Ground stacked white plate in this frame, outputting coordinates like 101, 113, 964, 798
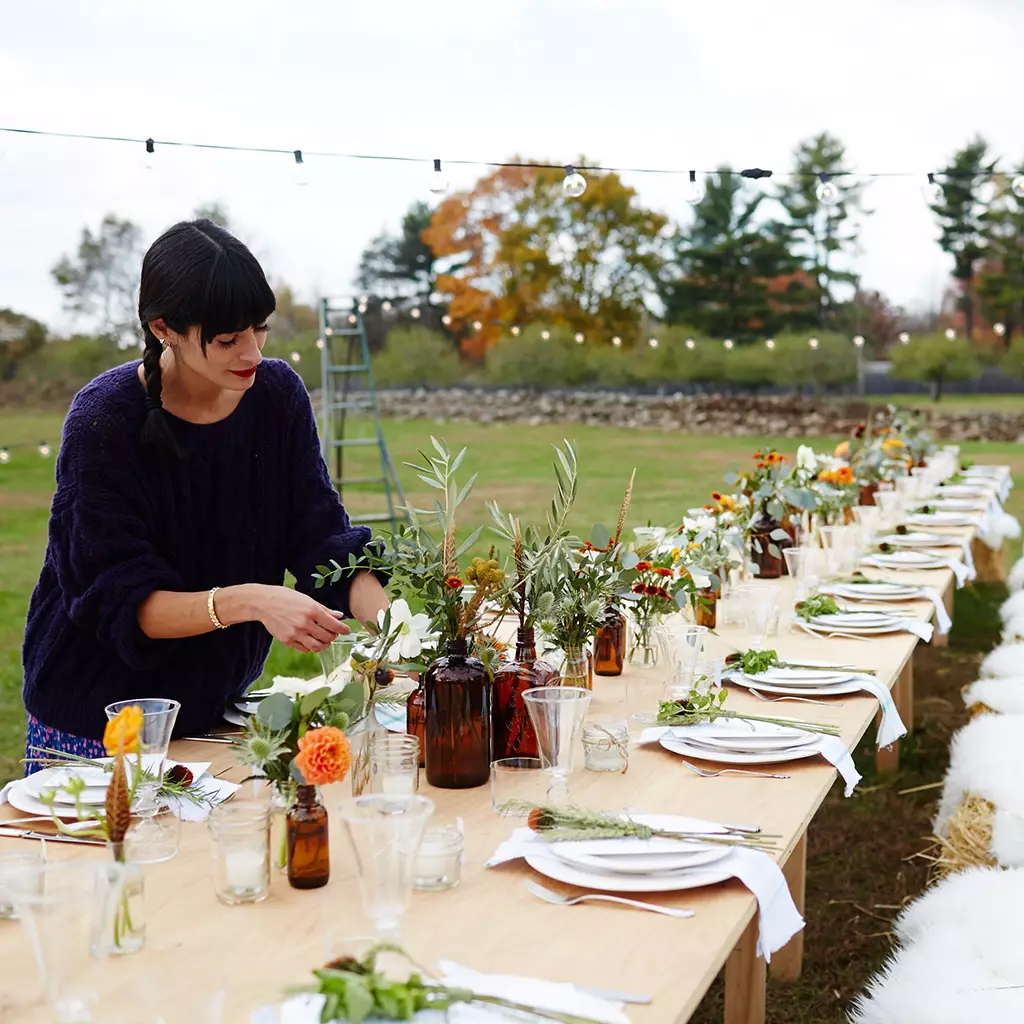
526, 814, 739, 893
729, 664, 866, 698
799, 609, 908, 633
939, 484, 997, 499
867, 550, 949, 570
877, 531, 958, 549
907, 510, 978, 528
916, 497, 989, 512
7, 758, 212, 819
964, 466, 1003, 479
659, 719, 822, 765
830, 580, 923, 603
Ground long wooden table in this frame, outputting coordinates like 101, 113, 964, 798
0, 485, 1007, 1024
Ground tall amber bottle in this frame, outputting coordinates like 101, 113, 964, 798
594, 605, 626, 677
749, 501, 784, 579
286, 785, 329, 890
492, 627, 559, 760
425, 638, 490, 789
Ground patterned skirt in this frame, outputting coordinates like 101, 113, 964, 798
24, 712, 107, 776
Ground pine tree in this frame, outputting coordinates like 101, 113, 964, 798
978, 169, 1024, 347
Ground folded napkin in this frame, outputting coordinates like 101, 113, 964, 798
861, 555, 971, 589
487, 822, 803, 962
919, 586, 952, 635
791, 612, 934, 643
638, 725, 862, 797
272, 963, 630, 1024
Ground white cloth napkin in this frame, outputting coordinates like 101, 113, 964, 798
919, 586, 952, 635
861, 555, 971, 589
487, 822, 803, 962
272, 962, 631, 1024
638, 725, 862, 797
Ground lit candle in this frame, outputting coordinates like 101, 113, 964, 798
413, 826, 463, 891
224, 847, 267, 891
381, 773, 417, 795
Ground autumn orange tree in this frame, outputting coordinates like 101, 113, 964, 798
422, 160, 667, 359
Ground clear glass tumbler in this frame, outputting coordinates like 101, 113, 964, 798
521, 687, 592, 805
733, 584, 780, 650
369, 734, 420, 795
489, 757, 546, 815
208, 801, 272, 906
652, 624, 709, 699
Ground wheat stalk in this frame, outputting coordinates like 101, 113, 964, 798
105, 750, 132, 852
514, 519, 527, 629
613, 469, 636, 546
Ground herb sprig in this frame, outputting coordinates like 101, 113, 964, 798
657, 688, 840, 736
794, 595, 840, 620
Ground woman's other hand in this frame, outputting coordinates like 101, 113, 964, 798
251, 585, 349, 653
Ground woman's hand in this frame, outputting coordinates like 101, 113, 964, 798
250, 585, 349, 654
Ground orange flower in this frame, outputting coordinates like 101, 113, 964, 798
445, 576, 464, 589
710, 491, 722, 501
634, 560, 653, 572
835, 466, 854, 484
653, 567, 673, 577
716, 494, 738, 512
834, 440, 851, 459
103, 705, 144, 756
294, 726, 352, 786
527, 808, 546, 831
631, 583, 646, 594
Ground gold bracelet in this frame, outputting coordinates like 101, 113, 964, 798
207, 587, 228, 630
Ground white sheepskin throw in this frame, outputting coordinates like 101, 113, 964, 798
979, 511, 1022, 551
1009, 557, 1024, 594
979, 644, 1024, 679
935, 714, 1024, 867
1002, 613, 1024, 644
849, 923, 1024, 1023
962, 677, 1024, 716
999, 590, 1024, 625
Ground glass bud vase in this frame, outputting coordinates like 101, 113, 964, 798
628, 618, 661, 670
425, 638, 490, 789
270, 785, 290, 874
492, 627, 560, 760
749, 501, 784, 579
560, 644, 593, 689
594, 605, 626, 677
95, 848, 145, 956
286, 785, 330, 890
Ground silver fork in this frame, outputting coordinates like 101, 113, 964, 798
749, 687, 842, 708
680, 759, 790, 780
525, 881, 694, 918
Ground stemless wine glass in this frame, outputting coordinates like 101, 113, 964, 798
338, 795, 434, 941
521, 687, 591, 805
875, 490, 903, 532
732, 584, 780, 650
818, 526, 859, 576
104, 698, 180, 863
652, 624, 708, 699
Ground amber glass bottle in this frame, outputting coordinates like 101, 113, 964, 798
286, 785, 329, 890
406, 672, 428, 768
594, 605, 626, 677
492, 627, 559, 760
425, 638, 490, 789
695, 586, 718, 628
749, 502, 784, 579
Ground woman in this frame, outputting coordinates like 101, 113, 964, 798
22, 218, 389, 768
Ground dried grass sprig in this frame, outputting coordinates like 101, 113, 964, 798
613, 469, 635, 547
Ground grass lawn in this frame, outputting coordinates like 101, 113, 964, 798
843, 393, 1024, 413
0, 404, 1020, 1022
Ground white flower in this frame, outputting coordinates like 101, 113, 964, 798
268, 674, 341, 698
380, 598, 434, 662
682, 516, 704, 534
797, 445, 817, 473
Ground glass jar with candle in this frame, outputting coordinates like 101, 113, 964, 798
208, 801, 271, 905
370, 734, 420, 795
412, 825, 464, 891
582, 720, 629, 772
287, 785, 330, 890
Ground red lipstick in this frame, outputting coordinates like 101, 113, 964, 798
230, 367, 257, 379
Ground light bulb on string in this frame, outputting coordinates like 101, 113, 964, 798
685, 338, 696, 350
38, 442, 51, 458
141, 137, 155, 172
290, 352, 301, 364
765, 338, 775, 350
541, 330, 551, 341
473, 320, 483, 332
562, 165, 587, 199
430, 159, 449, 195
853, 335, 865, 348
684, 170, 705, 205
808, 336, 819, 350
359, 294, 369, 304
316, 338, 324, 350
994, 323, 1006, 337
325, 327, 334, 337
898, 332, 911, 345
723, 338, 734, 350
574, 332, 585, 345
382, 301, 392, 313
648, 337, 659, 349
511, 326, 521, 336
292, 150, 310, 186
348, 315, 357, 325
612, 336, 622, 348
1011, 176, 1024, 200
815, 173, 840, 208
945, 328, 957, 340
357, 302, 367, 314
923, 173, 944, 205
410, 308, 421, 319
442, 315, 452, 326
0, 448, 9, 464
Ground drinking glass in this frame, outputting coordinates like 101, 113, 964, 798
690, 657, 724, 697
876, 490, 903, 531
104, 698, 181, 863
911, 467, 936, 500
521, 687, 592, 805
490, 757, 546, 815
853, 505, 881, 535
208, 801, 272, 905
894, 474, 918, 506
818, 525, 859, 576
652, 624, 709, 699
733, 584, 780, 650
338, 795, 434, 941
369, 734, 419, 795
783, 548, 812, 602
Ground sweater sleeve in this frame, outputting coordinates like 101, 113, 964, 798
284, 375, 383, 617
49, 406, 187, 670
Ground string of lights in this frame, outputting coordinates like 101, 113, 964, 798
3, 126, 1024, 206
0, 441, 52, 465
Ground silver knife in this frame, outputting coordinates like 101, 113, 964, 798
0, 828, 106, 845
577, 986, 652, 1005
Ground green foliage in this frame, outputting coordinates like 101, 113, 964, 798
356, 201, 438, 304
1001, 336, 1024, 379
483, 326, 595, 387
768, 333, 858, 390
371, 327, 464, 388
0, 309, 47, 381
889, 333, 982, 400
978, 170, 1024, 347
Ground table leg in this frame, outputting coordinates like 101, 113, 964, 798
724, 914, 766, 1024
876, 659, 913, 772
771, 834, 807, 981
972, 538, 1008, 583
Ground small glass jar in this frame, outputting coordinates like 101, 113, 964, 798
582, 720, 629, 772
95, 856, 146, 956
370, 734, 420, 795
208, 801, 271, 905
412, 825, 464, 891
0, 850, 43, 920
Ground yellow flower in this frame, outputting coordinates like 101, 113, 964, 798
834, 441, 851, 459
882, 437, 906, 454
670, 547, 681, 562
103, 705, 144, 756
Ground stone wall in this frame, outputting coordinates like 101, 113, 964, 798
373, 388, 1024, 442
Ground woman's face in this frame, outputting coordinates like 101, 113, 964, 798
165, 322, 270, 392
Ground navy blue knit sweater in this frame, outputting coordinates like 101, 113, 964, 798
23, 359, 375, 740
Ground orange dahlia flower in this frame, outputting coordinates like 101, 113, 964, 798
103, 705, 144, 756
294, 726, 352, 786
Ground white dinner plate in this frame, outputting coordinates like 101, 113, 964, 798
908, 513, 976, 527
797, 618, 906, 635
869, 554, 948, 571
691, 730, 820, 753
939, 485, 995, 498
550, 844, 732, 875
525, 851, 734, 893
878, 532, 957, 548
921, 498, 989, 511
745, 668, 853, 687
964, 466, 1002, 478
830, 583, 922, 601
729, 675, 868, 698
660, 733, 821, 765
811, 611, 902, 628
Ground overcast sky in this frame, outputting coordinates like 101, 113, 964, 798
3, 0, 1023, 336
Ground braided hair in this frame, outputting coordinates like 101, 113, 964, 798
138, 219, 276, 456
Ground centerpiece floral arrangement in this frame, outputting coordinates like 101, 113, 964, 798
723, 449, 794, 575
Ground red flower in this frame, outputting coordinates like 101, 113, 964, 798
445, 576, 464, 589
631, 583, 646, 594
634, 560, 653, 572
652, 586, 671, 601
653, 567, 673, 578
710, 491, 722, 501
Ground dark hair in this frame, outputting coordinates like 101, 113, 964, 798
138, 219, 276, 455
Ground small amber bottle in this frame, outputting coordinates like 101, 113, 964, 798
286, 785, 330, 890
594, 605, 626, 676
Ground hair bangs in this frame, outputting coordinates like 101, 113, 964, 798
195, 246, 276, 346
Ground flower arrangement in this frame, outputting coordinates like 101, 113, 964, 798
620, 551, 693, 664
